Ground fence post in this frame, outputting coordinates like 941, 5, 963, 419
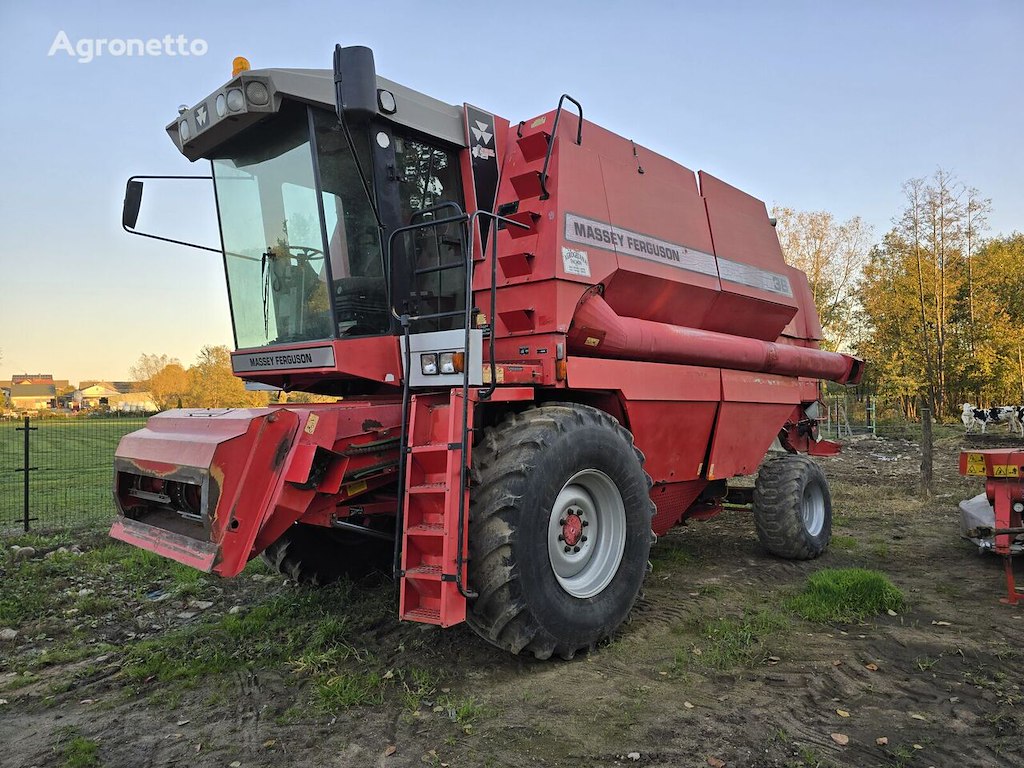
920, 403, 933, 497
14, 416, 38, 531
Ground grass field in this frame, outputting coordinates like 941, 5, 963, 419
0, 416, 148, 532
2, 429, 1021, 767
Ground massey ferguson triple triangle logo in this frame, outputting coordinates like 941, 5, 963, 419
470, 119, 495, 159
465, 105, 500, 245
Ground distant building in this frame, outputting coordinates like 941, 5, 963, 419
74, 383, 122, 409
79, 380, 136, 394
9, 383, 57, 411
12, 374, 71, 390
2, 374, 153, 413
73, 382, 156, 412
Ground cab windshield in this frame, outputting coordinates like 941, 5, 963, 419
212, 104, 385, 348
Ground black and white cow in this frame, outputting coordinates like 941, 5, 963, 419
961, 403, 1024, 436
1011, 406, 1024, 437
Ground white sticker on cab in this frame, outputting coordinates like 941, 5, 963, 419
562, 246, 591, 277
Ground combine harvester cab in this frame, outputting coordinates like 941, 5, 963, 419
113, 45, 864, 657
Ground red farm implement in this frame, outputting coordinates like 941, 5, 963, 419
958, 449, 1024, 605
113, 46, 863, 658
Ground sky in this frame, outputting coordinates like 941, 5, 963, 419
0, 1, 1021, 384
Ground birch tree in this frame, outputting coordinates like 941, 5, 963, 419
771, 207, 871, 351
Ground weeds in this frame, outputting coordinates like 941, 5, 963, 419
314, 670, 384, 709
676, 609, 788, 670
122, 586, 359, 683
830, 535, 858, 552
436, 693, 486, 724
650, 543, 697, 568
54, 727, 101, 768
401, 667, 440, 712
786, 568, 904, 623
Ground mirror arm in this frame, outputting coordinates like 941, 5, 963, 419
122, 175, 223, 254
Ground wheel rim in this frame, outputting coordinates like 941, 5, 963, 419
547, 469, 626, 598
801, 481, 825, 537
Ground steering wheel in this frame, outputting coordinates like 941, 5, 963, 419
281, 245, 324, 260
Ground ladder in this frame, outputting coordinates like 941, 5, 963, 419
398, 390, 473, 625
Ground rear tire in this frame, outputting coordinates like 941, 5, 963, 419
753, 454, 832, 559
466, 404, 655, 659
262, 523, 391, 585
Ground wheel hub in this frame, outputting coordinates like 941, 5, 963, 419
547, 469, 627, 599
561, 511, 584, 547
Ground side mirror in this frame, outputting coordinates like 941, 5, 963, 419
123, 179, 144, 230
119, 174, 222, 254
333, 45, 378, 123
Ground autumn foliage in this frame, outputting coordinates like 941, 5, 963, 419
776, 170, 1022, 421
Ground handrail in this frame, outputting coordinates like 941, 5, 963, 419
464, 210, 531, 399
386, 206, 528, 602
409, 200, 465, 225
387, 204, 469, 590
539, 94, 583, 201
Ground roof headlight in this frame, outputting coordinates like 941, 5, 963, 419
179, 120, 191, 142
226, 88, 245, 112
245, 81, 270, 106
215, 93, 227, 118
378, 88, 397, 114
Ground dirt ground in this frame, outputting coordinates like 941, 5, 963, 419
2, 427, 1022, 768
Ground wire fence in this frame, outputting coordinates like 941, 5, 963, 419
0, 413, 150, 533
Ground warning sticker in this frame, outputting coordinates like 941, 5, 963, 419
965, 453, 986, 476
561, 246, 591, 277
993, 464, 1020, 478
304, 413, 320, 435
344, 480, 368, 496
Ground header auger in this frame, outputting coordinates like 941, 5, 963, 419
113, 45, 862, 658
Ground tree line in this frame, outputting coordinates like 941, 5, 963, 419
774, 169, 1023, 421
130, 347, 335, 410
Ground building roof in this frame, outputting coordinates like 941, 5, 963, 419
5, 376, 70, 390
10, 384, 56, 398
79, 380, 135, 394
78, 384, 121, 397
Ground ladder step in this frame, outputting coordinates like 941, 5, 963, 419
408, 482, 447, 494
510, 170, 543, 200
517, 130, 551, 162
405, 564, 443, 580
505, 210, 540, 238
409, 443, 452, 454
403, 606, 442, 624
406, 523, 444, 536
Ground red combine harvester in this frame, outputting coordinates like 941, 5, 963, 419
114, 46, 863, 658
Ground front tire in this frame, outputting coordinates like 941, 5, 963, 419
753, 454, 832, 559
467, 404, 655, 659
